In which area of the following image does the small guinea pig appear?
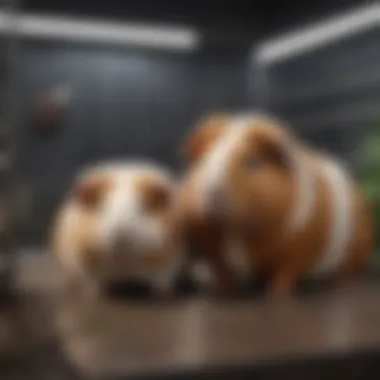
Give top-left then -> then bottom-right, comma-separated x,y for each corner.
176,113 -> 373,295
51,161 -> 184,298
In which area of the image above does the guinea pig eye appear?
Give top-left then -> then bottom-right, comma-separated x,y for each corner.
141,184 -> 171,214
74,177 -> 106,208
244,155 -> 262,171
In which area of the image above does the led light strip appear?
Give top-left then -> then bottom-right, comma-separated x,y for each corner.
0,10 -> 200,51
255,3 -> 380,64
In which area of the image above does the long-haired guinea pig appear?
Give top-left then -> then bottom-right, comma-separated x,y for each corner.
51,161 -> 184,298
175,113 -> 373,295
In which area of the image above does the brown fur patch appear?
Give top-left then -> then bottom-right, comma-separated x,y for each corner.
183,113 -> 229,164
226,125 -> 297,230
51,201 -> 104,278
73,173 -> 111,209
135,174 -> 174,215
335,185 -> 373,284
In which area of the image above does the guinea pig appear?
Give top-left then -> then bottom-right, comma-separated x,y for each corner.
175,113 -> 373,295
51,161 -> 184,298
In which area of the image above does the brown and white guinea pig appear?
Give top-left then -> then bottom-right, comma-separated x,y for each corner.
51,161 -> 184,298
175,113 -> 373,295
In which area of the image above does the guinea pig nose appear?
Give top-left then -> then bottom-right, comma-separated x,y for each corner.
113,229 -> 133,250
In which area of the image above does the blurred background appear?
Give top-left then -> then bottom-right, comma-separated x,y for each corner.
1,1 -> 380,379
4,0 -> 377,246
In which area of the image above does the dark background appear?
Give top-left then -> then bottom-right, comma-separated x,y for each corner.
11,0 -> 380,244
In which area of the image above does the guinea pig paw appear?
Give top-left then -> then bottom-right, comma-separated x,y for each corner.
267,276 -> 297,300
189,259 -> 216,293
151,276 -> 177,301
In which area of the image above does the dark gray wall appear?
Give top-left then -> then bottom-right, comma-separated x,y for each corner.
16,42 -> 250,244
253,26 -> 380,169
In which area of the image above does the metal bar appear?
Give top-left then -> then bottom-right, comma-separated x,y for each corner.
250,54 -> 272,112
0,0 -> 21,301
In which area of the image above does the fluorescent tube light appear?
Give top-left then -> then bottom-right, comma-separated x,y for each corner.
0,11 -> 200,51
255,3 -> 380,64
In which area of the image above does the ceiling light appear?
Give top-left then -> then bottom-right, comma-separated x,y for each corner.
0,11 -> 200,51
255,3 -> 380,65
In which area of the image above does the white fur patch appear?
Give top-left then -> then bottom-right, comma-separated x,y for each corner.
311,158 -> 354,276
78,161 -> 174,259
197,118 -> 250,214
285,148 -> 316,232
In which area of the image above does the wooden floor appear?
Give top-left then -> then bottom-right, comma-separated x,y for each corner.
4,252 -> 380,379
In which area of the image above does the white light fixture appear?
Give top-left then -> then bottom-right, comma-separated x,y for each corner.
0,11 -> 200,51
255,3 -> 380,65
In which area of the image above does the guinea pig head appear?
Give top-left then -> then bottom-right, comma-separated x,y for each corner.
184,114 -> 313,234
73,166 -> 176,258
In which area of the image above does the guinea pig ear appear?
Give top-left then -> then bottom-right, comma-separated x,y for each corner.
256,130 -> 296,169
73,175 -> 107,208
183,113 -> 228,163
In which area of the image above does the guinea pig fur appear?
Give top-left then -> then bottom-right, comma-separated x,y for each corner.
51,161 -> 184,298
176,113 -> 373,295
